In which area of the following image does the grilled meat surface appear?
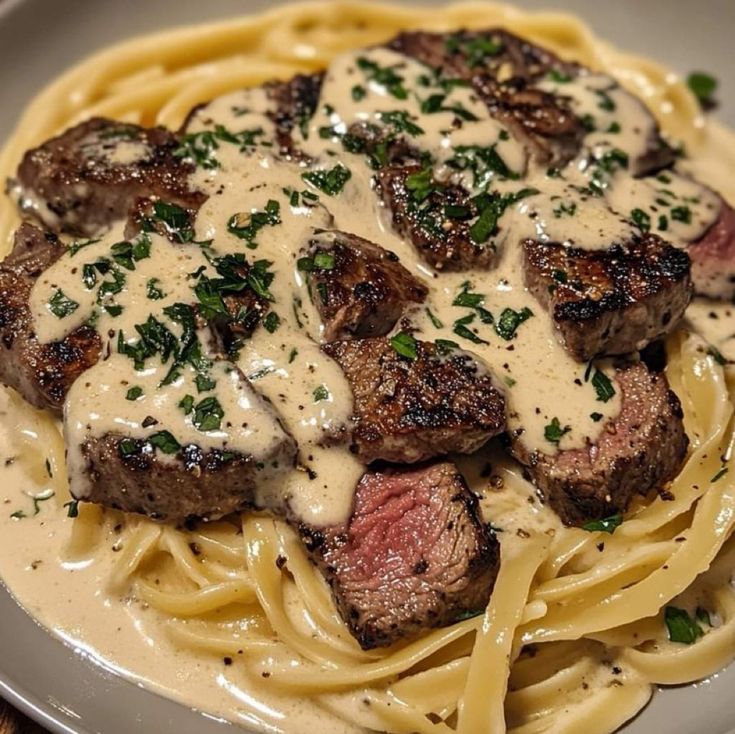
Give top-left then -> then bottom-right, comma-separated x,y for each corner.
524,234 -> 693,361
300,461 -> 499,649
0,223 -> 101,410
511,361 -> 688,525
79,435 -> 260,523
16,118 -> 205,237
377,165 -> 500,272
302,230 -> 428,340
323,336 -> 505,463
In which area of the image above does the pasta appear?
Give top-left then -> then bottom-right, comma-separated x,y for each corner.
1,3 -> 735,733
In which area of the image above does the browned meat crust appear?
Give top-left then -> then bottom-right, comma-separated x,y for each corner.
377,165 -> 499,271
79,434 -> 259,523
16,118 -> 205,237
299,461 -> 499,649
302,230 -> 427,340
511,361 -> 688,525
323,336 -> 505,463
524,234 -> 692,362
265,73 -> 324,154
0,223 -> 101,410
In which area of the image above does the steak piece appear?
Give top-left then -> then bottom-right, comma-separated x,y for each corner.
388,29 -> 585,167
524,234 -> 692,362
68,360 -> 297,524
323,336 -> 505,463
15,118 -> 205,237
77,435 -> 260,523
688,197 -> 735,300
301,230 -> 427,341
0,223 -> 101,410
377,165 -> 498,271
299,461 -> 499,649
265,73 -> 324,154
511,361 -> 688,525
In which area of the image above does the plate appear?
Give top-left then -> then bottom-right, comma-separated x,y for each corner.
0,0 -> 733,732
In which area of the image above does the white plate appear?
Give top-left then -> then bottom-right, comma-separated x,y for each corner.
0,0 -> 733,731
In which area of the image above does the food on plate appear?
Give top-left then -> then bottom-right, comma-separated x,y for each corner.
0,4 -> 734,733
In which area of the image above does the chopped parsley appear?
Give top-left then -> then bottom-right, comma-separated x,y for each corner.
435,338 -> 460,355
631,208 -> 651,232
355,56 -> 408,99
495,307 -> 533,340
64,500 -> 79,518
148,430 -> 181,454
143,201 -> 195,244
582,513 -> 623,534
125,386 -> 143,401
671,205 -> 692,224
263,312 -> 280,333
48,289 -> 79,318
544,417 -> 570,444
595,88 -> 616,112
453,313 -> 489,345
301,163 -> 352,196
174,124 -> 265,168
178,394 -> 195,414
711,466 -> 729,483
708,346 -> 727,366
298,251 -> 336,272
146,277 -> 165,300
446,145 -> 518,188
686,72 -> 718,108
592,370 -> 616,402
378,110 -> 424,136
469,188 -> 538,245
68,237 -> 101,257
445,33 -> 504,68
547,69 -> 573,83
426,308 -> 444,329
590,411 -> 604,422
390,331 -> 418,360
227,199 -> 281,249
313,384 -> 330,402
665,606 -> 705,644
192,397 -> 224,432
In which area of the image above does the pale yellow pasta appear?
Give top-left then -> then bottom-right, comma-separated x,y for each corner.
2,3 -> 735,733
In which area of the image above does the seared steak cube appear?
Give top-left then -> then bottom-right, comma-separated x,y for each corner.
323,336 -> 505,463
16,118 -> 205,236
524,234 -> 692,362
300,461 -> 499,649
511,361 -> 688,525
0,223 -> 101,410
377,165 -> 498,271
300,230 -> 427,341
